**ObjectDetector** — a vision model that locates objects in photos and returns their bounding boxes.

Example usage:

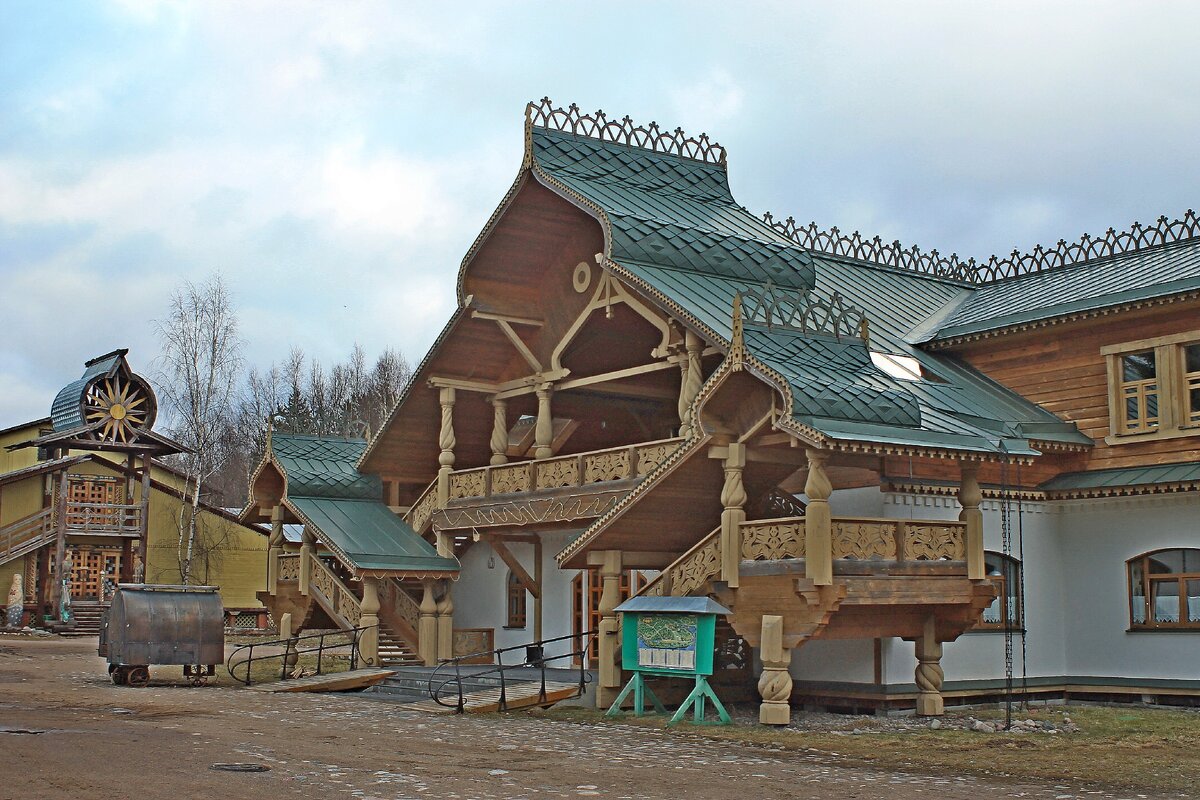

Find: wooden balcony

[63,502,142,537]
[406,438,682,534]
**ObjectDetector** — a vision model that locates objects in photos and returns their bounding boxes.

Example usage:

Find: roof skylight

[870,351,925,382]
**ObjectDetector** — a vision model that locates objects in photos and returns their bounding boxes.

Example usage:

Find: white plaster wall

[1056,494,1200,681]
[790,638,876,683]
[452,531,582,658]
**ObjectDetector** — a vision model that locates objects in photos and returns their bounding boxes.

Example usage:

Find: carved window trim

[973,551,1023,632]
[1127,548,1200,631]
[1102,330,1200,444]
[505,570,527,630]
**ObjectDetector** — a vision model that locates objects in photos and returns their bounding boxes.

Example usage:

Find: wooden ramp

[404,680,580,714]
[247,668,395,693]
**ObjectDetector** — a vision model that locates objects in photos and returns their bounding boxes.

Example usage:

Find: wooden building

[0,350,268,633]
[250,100,1200,718]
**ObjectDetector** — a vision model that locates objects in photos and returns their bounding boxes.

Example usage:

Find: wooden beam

[490,539,540,599]
[470,310,544,327]
[556,361,677,393]
[495,318,543,372]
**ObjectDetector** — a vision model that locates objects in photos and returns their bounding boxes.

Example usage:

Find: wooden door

[52,545,122,602]
[65,476,121,527]
[572,569,647,667]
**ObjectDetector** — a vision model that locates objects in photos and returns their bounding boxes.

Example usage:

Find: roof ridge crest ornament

[738,282,869,342]
[525,97,727,166]
[763,208,1200,285]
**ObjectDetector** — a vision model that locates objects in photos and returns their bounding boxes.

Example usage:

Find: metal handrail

[426,631,591,713]
[225,625,375,686]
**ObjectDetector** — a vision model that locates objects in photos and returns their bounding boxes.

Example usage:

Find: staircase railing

[426,632,591,713]
[404,478,439,535]
[226,626,374,686]
[0,508,54,566]
[308,555,362,628]
[639,524,722,598]
[64,501,141,535]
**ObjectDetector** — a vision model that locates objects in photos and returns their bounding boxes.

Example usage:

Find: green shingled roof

[1040,461,1200,493]
[267,433,457,575]
[529,125,1091,455]
[928,237,1200,343]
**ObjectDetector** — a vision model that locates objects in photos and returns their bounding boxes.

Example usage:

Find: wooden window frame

[974,551,1023,632]
[505,570,527,629]
[1102,330,1200,444]
[1127,548,1200,631]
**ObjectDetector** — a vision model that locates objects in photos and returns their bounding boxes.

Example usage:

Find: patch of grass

[542,705,1200,794]
[213,653,355,687]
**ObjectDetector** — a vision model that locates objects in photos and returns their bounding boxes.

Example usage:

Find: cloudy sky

[2,1,1198,423]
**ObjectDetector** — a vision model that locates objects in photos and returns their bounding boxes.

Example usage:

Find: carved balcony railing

[384,578,422,632]
[405,479,439,535]
[640,516,968,599]
[277,552,301,582]
[444,438,682,502]
[308,555,362,628]
[63,502,141,535]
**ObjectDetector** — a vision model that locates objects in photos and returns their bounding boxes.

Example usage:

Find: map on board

[636,613,698,671]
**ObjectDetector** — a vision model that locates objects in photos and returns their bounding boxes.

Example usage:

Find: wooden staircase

[61,601,107,637]
[378,622,422,666]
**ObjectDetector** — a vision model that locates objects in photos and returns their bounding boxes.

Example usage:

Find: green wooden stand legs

[605,673,730,726]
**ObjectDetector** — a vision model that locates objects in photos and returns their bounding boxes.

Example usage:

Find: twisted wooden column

[677,329,703,438]
[436,387,456,507]
[534,384,554,459]
[419,578,439,667]
[958,462,984,580]
[914,615,945,716]
[267,505,283,596]
[596,550,623,708]
[758,615,792,725]
[359,577,381,667]
[436,580,454,662]
[719,442,746,588]
[489,398,508,466]
[804,449,833,585]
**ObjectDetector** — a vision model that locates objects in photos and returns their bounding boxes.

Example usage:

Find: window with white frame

[1103,332,1200,440]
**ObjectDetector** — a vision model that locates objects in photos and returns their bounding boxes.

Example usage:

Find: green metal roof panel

[932,238,1200,341]
[1039,461,1200,491]
[270,433,381,500]
[51,350,128,432]
[287,496,457,573]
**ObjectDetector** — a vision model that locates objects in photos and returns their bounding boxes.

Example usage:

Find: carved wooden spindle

[914,615,945,716]
[436,388,456,508]
[490,398,508,466]
[419,578,438,667]
[359,577,381,666]
[804,449,833,585]
[719,442,746,588]
[958,462,984,580]
[436,580,454,661]
[596,550,623,708]
[267,505,284,596]
[677,329,703,438]
[758,615,792,725]
[299,528,316,596]
[534,384,554,459]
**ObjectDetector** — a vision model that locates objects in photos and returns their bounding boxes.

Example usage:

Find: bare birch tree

[155,274,244,585]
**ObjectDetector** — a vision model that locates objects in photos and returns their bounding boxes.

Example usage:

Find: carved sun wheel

[84,374,155,443]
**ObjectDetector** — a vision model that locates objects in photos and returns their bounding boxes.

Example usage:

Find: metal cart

[98,584,224,687]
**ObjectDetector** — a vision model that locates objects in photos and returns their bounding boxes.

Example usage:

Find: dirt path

[0,636,1158,800]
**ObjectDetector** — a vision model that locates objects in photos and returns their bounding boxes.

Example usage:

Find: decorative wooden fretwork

[535,456,579,490]
[740,520,805,561]
[904,523,966,561]
[671,536,723,596]
[634,442,675,476]
[83,373,155,444]
[449,469,486,500]
[737,283,868,341]
[831,520,898,560]
[405,482,438,534]
[582,450,629,483]
[385,579,422,631]
[309,556,362,626]
[526,98,727,165]
[277,554,301,581]
[489,463,531,495]
[765,208,1200,285]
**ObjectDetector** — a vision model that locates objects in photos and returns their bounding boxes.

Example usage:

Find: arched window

[978,551,1022,629]
[1128,549,1200,629]
[506,571,527,629]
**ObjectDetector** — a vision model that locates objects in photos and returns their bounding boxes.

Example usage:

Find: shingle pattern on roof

[270,433,381,500]
[931,237,1200,341]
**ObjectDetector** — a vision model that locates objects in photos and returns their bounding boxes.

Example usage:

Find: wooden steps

[247,667,395,693]
[403,680,580,714]
[378,628,422,666]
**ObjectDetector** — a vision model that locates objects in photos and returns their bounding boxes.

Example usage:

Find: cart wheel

[127,666,150,687]
[111,666,128,686]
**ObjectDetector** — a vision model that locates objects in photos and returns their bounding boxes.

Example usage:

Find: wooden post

[359,576,381,666]
[490,398,508,466]
[299,529,316,596]
[436,579,454,661]
[534,384,554,459]
[758,614,792,725]
[959,462,984,580]
[267,505,283,596]
[804,449,833,585]
[435,529,453,559]
[436,387,456,508]
[533,537,543,642]
[596,550,623,708]
[137,455,151,570]
[419,579,438,667]
[678,329,703,438]
[914,614,945,716]
[49,473,68,614]
[719,442,746,588]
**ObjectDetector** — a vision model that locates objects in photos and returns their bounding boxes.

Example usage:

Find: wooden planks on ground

[403,680,580,714]
[247,668,396,693]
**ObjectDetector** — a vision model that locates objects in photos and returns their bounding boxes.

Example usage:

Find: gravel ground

[0,635,1170,800]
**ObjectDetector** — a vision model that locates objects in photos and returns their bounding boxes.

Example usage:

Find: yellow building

[0,350,267,632]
